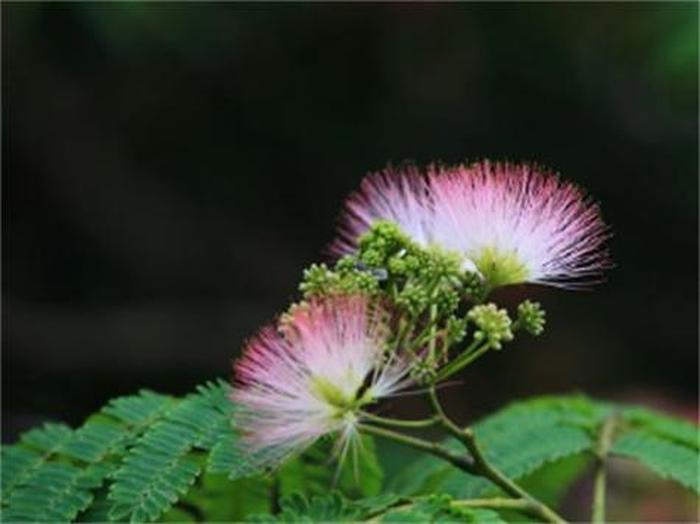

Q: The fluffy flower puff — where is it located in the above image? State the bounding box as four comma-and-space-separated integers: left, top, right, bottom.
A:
331, 161, 611, 288
231, 295, 411, 471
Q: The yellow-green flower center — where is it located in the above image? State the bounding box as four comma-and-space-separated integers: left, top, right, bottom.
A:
311, 375, 374, 416
472, 246, 530, 287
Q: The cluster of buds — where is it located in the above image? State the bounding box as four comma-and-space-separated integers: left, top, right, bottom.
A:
467, 304, 514, 350
299, 262, 379, 298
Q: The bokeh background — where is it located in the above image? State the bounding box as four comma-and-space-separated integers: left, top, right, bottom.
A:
2, 2, 698, 519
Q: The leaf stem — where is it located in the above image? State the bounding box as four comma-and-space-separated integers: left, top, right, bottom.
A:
592, 415, 618, 523
357, 423, 475, 473
427, 386, 567, 524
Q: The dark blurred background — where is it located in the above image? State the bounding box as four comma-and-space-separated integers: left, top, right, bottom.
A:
3, 2, 697, 447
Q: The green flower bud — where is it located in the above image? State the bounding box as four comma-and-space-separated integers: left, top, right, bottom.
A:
445, 316, 468, 344
516, 300, 546, 336
335, 255, 357, 272
387, 256, 408, 276
396, 282, 429, 316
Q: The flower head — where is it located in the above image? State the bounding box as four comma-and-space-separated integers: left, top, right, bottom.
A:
331, 161, 611, 289
231, 295, 411, 470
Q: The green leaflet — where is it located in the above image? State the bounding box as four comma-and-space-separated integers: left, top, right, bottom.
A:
102, 389, 175, 427
18, 423, 74, 452
612, 430, 699, 493
1, 424, 78, 521
206, 433, 246, 478
1, 423, 74, 500
619, 406, 699, 450
1, 461, 113, 523
2, 463, 92, 522
205, 408, 271, 481
1, 445, 55, 499
107, 450, 201, 522
201, 381, 285, 482
59, 421, 130, 463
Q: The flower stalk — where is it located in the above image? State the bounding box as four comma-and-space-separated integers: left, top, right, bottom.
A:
434, 341, 490, 382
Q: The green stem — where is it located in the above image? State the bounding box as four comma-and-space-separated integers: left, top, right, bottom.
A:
434, 341, 490, 382
428, 304, 438, 363
369, 497, 558, 522
358, 424, 475, 473
404, 279, 443, 361
451, 497, 543, 511
409, 322, 438, 352
592, 415, 617, 523
392, 317, 416, 358
427, 387, 567, 524
427, 386, 468, 439
360, 412, 440, 429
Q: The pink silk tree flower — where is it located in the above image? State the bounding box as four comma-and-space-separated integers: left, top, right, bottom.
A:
331, 161, 611, 289
231, 295, 411, 471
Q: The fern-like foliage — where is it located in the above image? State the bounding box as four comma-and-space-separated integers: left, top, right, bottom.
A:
106, 381, 238, 522
2, 387, 697, 523
1, 390, 173, 522
0, 379, 392, 522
